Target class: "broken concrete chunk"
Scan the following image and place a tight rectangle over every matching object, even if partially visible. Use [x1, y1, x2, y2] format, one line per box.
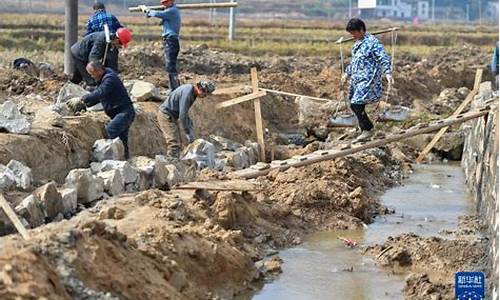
[15, 195, 45, 228]
[181, 139, 215, 169]
[129, 156, 155, 176]
[65, 169, 104, 204]
[93, 138, 125, 162]
[59, 188, 77, 216]
[34, 181, 64, 220]
[90, 162, 102, 174]
[100, 160, 138, 184]
[0, 101, 31, 134]
[165, 164, 181, 188]
[56, 82, 88, 104]
[7, 160, 32, 190]
[0, 165, 17, 190]
[153, 158, 169, 189]
[209, 135, 243, 151]
[130, 81, 159, 102]
[96, 170, 124, 196]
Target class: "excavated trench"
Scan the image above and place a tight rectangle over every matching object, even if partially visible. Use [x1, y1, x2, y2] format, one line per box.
[0, 45, 494, 299]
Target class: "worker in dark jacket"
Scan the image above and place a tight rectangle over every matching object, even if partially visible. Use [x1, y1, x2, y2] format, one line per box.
[138, 0, 181, 91]
[70, 28, 132, 88]
[157, 80, 215, 157]
[85, 2, 123, 36]
[67, 61, 135, 159]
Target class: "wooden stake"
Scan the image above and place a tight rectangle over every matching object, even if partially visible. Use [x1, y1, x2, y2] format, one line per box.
[251, 68, 266, 162]
[215, 91, 266, 109]
[0, 194, 29, 240]
[416, 69, 483, 163]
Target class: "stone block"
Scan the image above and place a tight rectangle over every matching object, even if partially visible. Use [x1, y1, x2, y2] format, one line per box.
[65, 169, 103, 204]
[0, 165, 16, 190]
[96, 170, 124, 196]
[181, 139, 215, 169]
[100, 160, 138, 184]
[93, 138, 125, 162]
[34, 181, 64, 220]
[59, 188, 77, 216]
[130, 81, 159, 102]
[15, 195, 45, 228]
[7, 160, 33, 190]
[0, 101, 30, 134]
[56, 82, 88, 104]
[208, 135, 243, 151]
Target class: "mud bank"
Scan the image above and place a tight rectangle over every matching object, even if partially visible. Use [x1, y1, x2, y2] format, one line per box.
[0, 148, 401, 299]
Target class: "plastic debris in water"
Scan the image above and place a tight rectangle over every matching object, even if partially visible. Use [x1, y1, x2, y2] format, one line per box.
[338, 236, 357, 248]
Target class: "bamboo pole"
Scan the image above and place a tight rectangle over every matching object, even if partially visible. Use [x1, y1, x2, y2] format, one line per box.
[335, 27, 399, 44]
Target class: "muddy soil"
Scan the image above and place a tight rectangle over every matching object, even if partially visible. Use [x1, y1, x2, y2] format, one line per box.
[0, 149, 400, 299]
[364, 216, 488, 300]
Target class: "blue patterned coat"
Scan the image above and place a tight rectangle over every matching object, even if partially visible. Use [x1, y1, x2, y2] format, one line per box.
[346, 33, 392, 105]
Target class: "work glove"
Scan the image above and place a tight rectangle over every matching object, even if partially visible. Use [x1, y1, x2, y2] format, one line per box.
[340, 73, 349, 87]
[138, 5, 150, 13]
[385, 74, 394, 87]
[66, 97, 86, 113]
[185, 130, 195, 144]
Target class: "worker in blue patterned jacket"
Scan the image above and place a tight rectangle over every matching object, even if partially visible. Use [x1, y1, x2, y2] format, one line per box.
[138, 0, 181, 92]
[85, 2, 123, 36]
[341, 18, 393, 142]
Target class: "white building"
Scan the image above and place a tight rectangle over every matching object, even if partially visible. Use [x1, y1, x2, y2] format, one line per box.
[485, 1, 499, 22]
[368, 0, 430, 20]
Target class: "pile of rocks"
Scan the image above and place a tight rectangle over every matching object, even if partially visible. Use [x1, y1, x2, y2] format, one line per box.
[181, 135, 260, 171]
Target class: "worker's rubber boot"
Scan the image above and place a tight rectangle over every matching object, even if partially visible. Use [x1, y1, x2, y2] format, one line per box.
[168, 73, 180, 91]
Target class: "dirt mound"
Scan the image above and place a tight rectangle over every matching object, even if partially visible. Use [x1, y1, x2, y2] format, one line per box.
[0, 68, 64, 99]
[403, 273, 453, 300]
[364, 233, 487, 280]
[392, 45, 493, 109]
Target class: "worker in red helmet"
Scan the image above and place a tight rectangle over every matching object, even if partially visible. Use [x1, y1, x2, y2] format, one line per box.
[138, 0, 181, 91]
[70, 28, 132, 89]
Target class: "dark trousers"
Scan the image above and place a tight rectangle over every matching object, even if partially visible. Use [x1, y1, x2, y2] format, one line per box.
[163, 36, 180, 74]
[350, 103, 374, 131]
[106, 108, 135, 159]
[70, 55, 96, 86]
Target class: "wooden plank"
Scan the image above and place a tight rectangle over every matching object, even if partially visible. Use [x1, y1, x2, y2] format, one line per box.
[216, 91, 266, 109]
[416, 69, 483, 163]
[174, 180, 259, 191]
[0, 194, 29, 240]
[259, 88, 336, 102]
[251, 68, 266, 162]
[212, 85, 249, 95]
[254, 98, 266, 161]
[129, 2, 238, 12]
[232, 109, 490, 179]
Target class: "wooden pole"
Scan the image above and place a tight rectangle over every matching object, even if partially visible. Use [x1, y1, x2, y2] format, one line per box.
[415, 68, 483, 163]
[0, 195, 29, 240]
[251, 68, 266, 162]
[64, 0, 78, 75]
[232, 108, 490, 179]
[335, 27, 399, 44]
[260, 88, 336, 102]
[129, 2, 238, 12]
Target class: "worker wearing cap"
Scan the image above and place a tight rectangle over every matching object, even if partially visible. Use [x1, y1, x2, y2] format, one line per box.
[341, 18, 393, 142]
[157, 80, 215, 157]
[85, 1, 123, 36]
[67, 61, 135, 159]
[138, 0, 181, 91]
[70, 28, 132, 88]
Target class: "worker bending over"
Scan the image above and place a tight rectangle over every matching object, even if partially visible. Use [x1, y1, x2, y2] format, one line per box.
[67, 61, 135, 159]
[157, 80, 215, 157]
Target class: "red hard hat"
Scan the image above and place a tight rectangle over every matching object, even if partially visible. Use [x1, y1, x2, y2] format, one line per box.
[116, 28, 132, 48]
[161, 0, 173, 5]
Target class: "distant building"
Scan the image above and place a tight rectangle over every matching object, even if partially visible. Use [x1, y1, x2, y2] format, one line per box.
[485, 1, 499, 22]
[361, 0, 429, 20]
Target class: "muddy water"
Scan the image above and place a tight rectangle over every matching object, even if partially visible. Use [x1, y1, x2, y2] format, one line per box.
[253, 163, 474, 300]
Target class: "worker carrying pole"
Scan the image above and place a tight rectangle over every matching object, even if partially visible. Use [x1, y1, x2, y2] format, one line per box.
[340, 18, 393, 142]
[138, 0, 182, 92]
